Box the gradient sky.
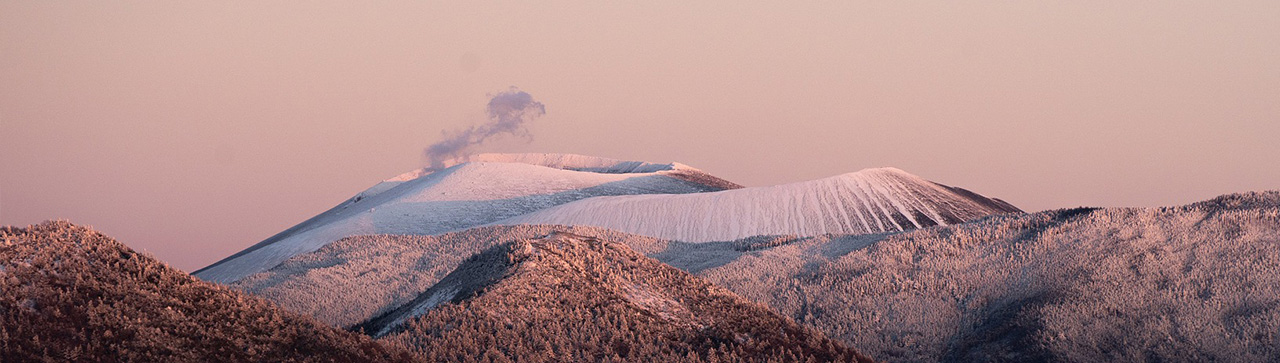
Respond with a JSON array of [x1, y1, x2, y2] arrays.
[[3, 2, 1278, 271]]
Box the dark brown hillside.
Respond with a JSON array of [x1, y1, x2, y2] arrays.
[[367, 232, 873, 363], [0, 221, 413, 362]]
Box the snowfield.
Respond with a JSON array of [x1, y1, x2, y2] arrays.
[[496, 167, 1021, 242], [194, 153, 736, 284]]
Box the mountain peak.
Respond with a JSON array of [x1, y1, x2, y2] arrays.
[[436, 153, 689, 173]]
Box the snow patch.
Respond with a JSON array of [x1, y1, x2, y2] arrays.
[[377, 286, 459, 337], [621, 283, 692, 323]]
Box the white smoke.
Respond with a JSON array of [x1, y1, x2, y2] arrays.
[[424, 87, 546, 169]]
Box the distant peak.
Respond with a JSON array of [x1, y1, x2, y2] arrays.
[[803, 167, 927, 186], [377, 153, 690, 185], [429, 153, 688, 174], [842, 166, 916, 178]]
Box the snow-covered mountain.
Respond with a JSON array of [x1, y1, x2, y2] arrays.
[[496, 167, 1021, 242], [194, 153, 740, 284], [227, 191, 1280, 362]]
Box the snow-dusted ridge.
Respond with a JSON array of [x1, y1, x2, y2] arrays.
[[194, 153, 737, 284], [349, 153, 710, 202], [448, 153, 688, 173], [496, 167, 1021, 242]]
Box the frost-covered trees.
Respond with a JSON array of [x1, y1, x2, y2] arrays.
[[0, 221, 413, 362], [699, 192, 1280, 362], [373, 233, 872, 363], [201, 190, 1280, 362]]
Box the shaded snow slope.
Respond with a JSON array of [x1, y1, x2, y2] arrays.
[[498, 167, 1021, 242], [194, 154, 737, 284]]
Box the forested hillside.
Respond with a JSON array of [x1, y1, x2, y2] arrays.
[[0, 221, 412, 362], [368, 232, 872, 363], [698, 192, 1280, 362], [232, 225, 671, 328]]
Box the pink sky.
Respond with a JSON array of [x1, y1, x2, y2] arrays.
[[2, 2, 1278, 271]]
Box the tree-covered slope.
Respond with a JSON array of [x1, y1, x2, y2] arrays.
[[697, 192, 1280, 362], [365, 232, 873, 363], [0, 221, 412, 362]]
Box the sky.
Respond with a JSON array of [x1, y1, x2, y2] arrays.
[[2, 2, 1278, 271]]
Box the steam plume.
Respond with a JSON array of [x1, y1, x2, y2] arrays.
[[425, 87, 546, 169]]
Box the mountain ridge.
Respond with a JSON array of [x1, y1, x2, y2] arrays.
[[198, 153, 1017, 284]]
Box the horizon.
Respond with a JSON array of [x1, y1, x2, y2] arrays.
[[3, 2, 1278, 271]]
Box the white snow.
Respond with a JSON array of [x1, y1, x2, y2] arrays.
[[195, 153, 724, 284], [496, 167, 1016, 242], [376, 286, 458, 337]]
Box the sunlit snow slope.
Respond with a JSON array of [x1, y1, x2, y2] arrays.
[[498, 167, 1020, 242], [194, 153, 740, 283]]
